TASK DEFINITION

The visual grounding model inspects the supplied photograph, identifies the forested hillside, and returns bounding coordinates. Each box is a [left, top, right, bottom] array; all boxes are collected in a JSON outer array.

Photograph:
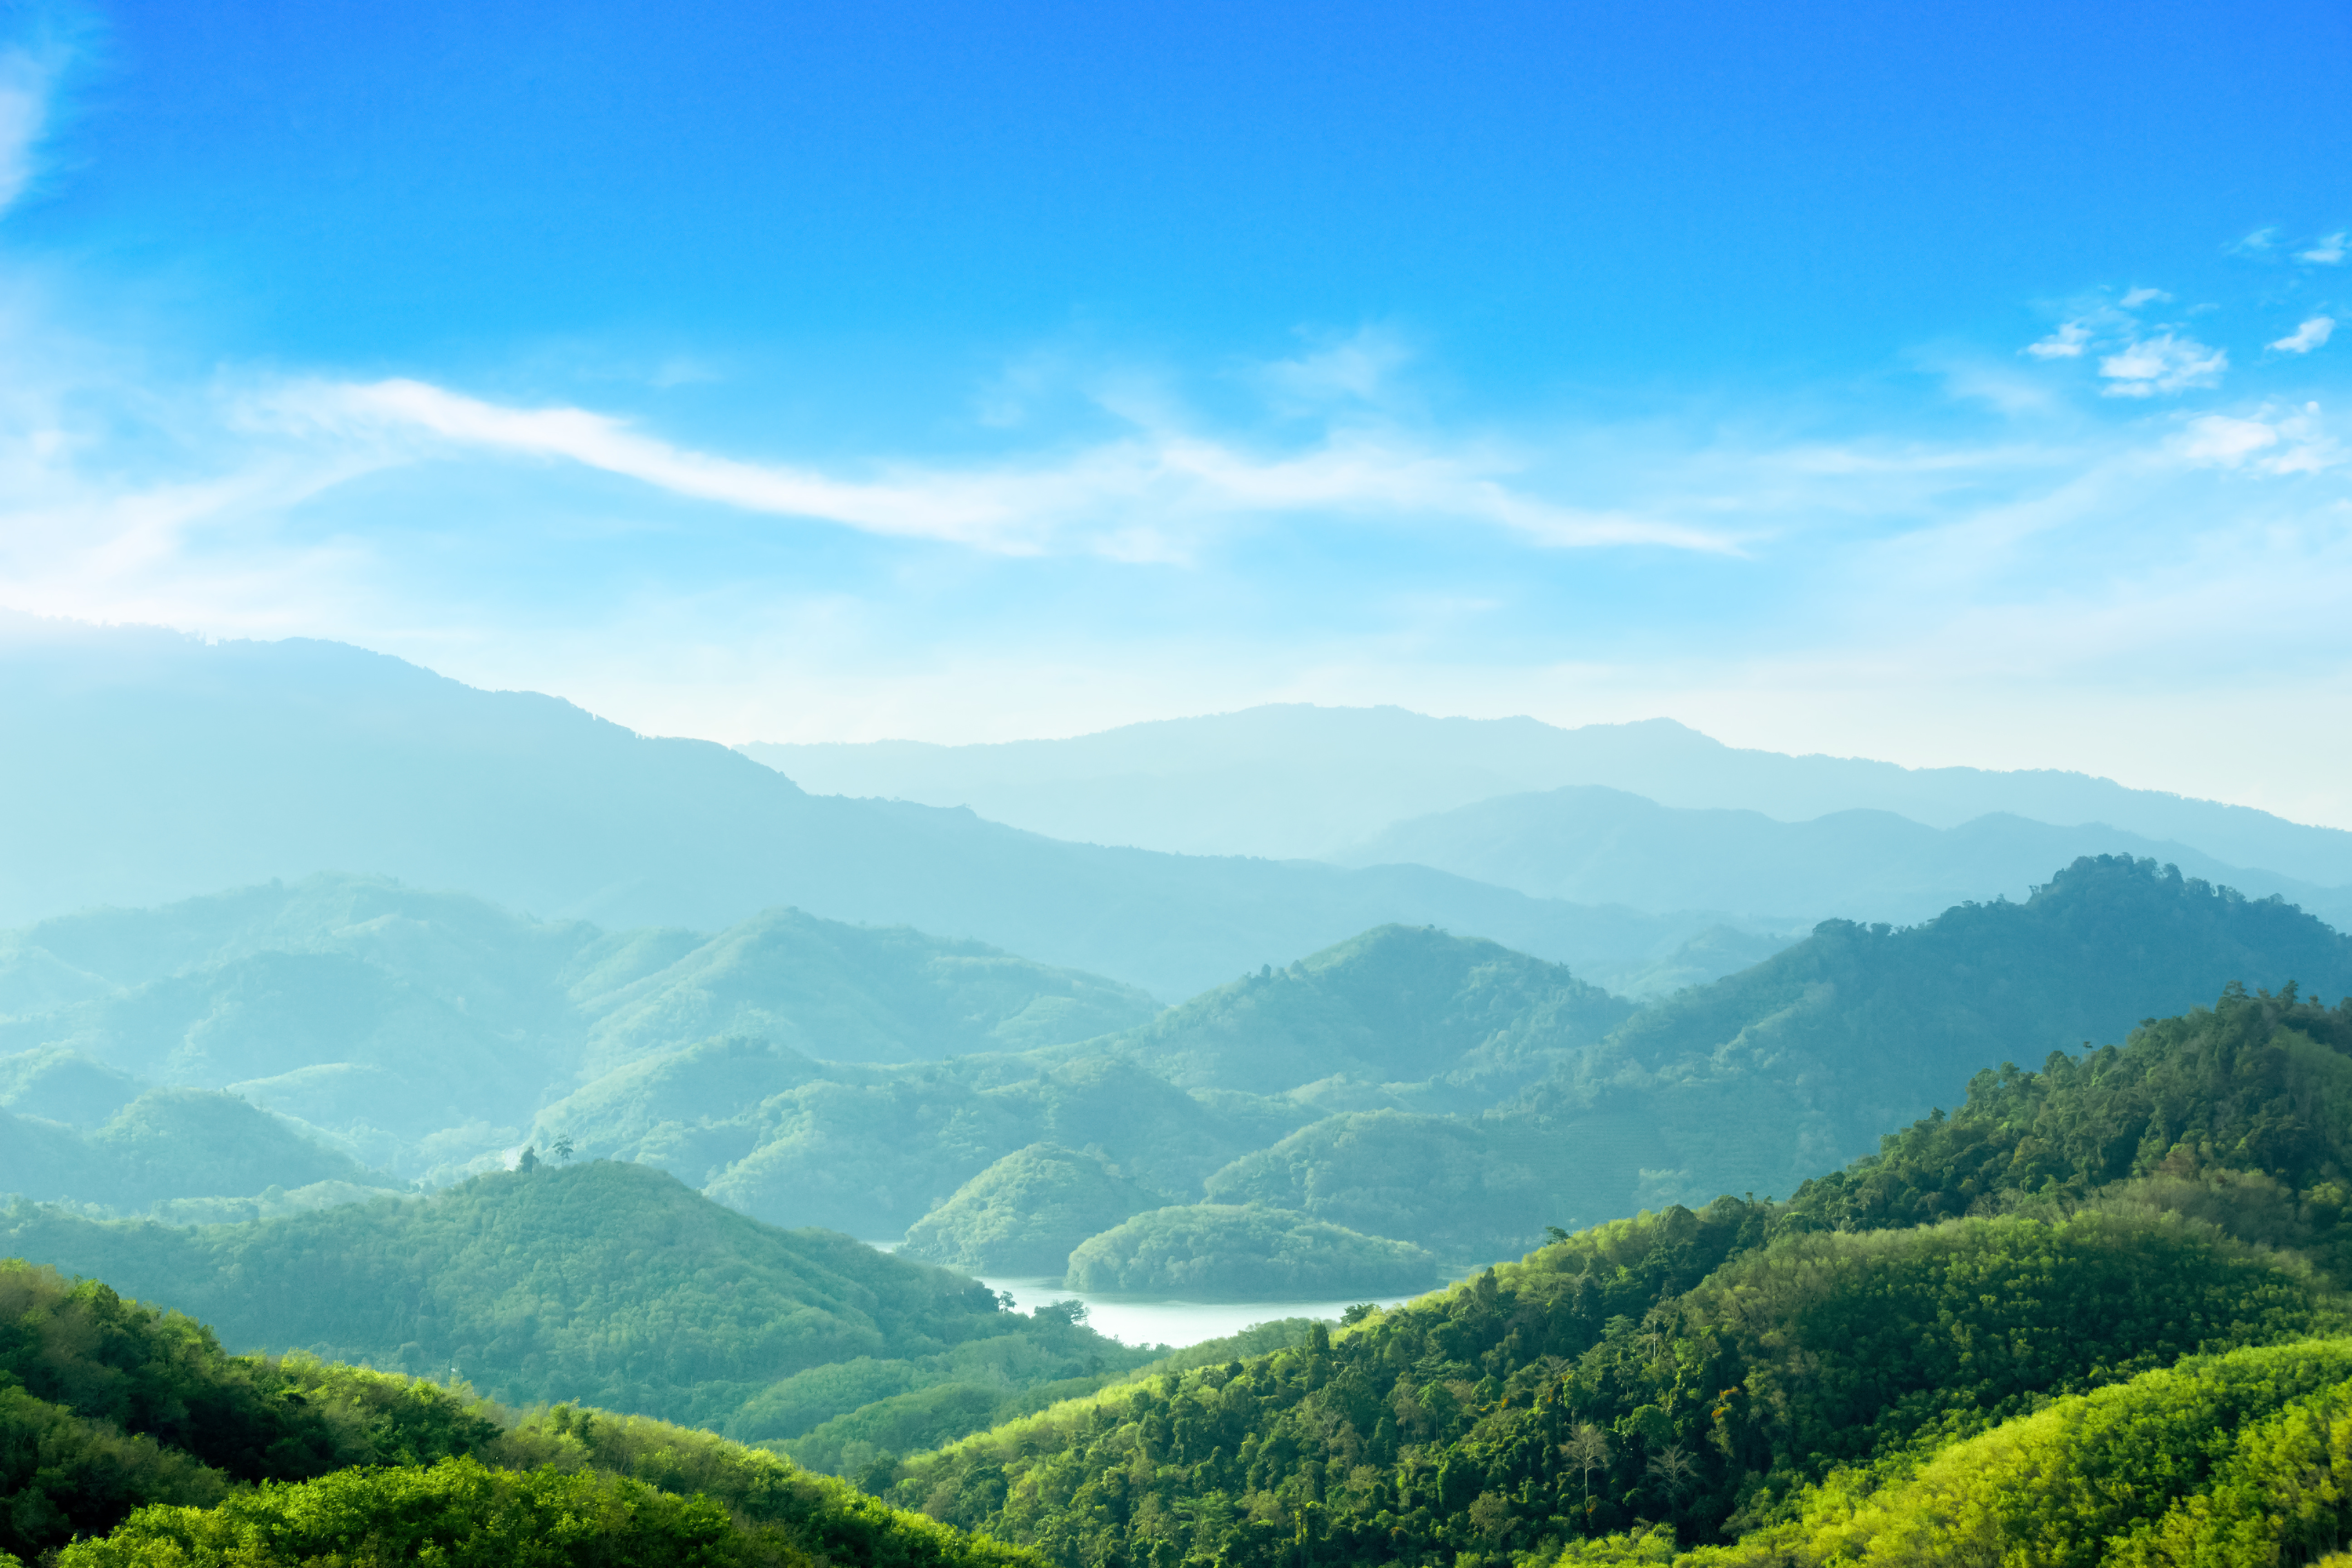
[[1066, 925, 1635, 1102], [875, 984, 2352, 1567], [0, 1161, 1156, 1450], [0, 1252, 1040, 1568], [530, 925, 1627, 1246], [535, 859, 2352, 1274], [1494, 853, 2352, 1221]]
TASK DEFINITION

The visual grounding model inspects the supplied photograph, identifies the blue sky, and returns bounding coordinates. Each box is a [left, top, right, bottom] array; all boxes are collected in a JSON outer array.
[[3, 0, 2351, 823]]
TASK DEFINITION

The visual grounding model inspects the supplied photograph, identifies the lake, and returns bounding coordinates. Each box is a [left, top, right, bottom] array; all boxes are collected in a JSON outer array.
[[976, 1273, 1416, 1349]]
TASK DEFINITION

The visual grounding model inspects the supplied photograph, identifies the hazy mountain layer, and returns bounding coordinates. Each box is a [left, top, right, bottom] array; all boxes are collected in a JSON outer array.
[[1039, 924, 1637, 1100], [741, 703, 2352, 880], [532, 925, 1635, 1243], [1503, 854, 2352, 1223], [1341, 785, 2352, 927], [0, 872, 1162, 1190], [0, 623, 1786, 1000], [879, 857, 2352, 1268]]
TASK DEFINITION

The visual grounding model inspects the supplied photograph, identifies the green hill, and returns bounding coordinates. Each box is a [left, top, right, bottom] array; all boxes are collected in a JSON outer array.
[[1073, 924, 1637, 1101], [545, 864, 2352, 1276], [539, 924, 1632, 1249], [0, 1085, 392, 1211], [0, 1253, 1037, 1568], [899, 1144, 1167, 1276], [1690, 1336, 2352, 1568], [863, 984, 2352, 1566], [574, 908, 1159, 1080], [537, 1044, 1310, 1240], [0, 873, 1159, 1196], [1064, 1205, 1438, 1297], [1200, 1110, 1546, 1264], [0, 1160, 1156, 1443], [1502, 853, 2352, 1221]]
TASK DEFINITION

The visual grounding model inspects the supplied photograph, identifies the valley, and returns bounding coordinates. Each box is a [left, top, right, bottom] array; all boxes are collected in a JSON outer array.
[[7, 637, 2352, 1563]]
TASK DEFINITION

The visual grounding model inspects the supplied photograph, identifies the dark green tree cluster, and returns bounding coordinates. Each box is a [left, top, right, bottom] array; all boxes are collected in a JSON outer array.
[[0, 1254, 1044, 1568], [0, 1258, 498, 1558], [1785, 982, 2352, 1260]]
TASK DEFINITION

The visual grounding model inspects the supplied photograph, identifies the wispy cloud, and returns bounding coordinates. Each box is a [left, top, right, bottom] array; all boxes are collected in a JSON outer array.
[[2299, 232, 2347, 265], [2024, 320, 2091, 360], [2097, 333, 2228, 397], [0, 39, 59, 216], [2174, 408, 2342, 474], [255, 374, 1741, 559], [2271, 317, 2336, 355]]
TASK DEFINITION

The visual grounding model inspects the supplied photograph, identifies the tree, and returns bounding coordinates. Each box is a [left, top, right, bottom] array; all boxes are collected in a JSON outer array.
[[516, 1147, 539, 1173], [553, 1136, 575, 1162], [1562, 1424, 1612, 1498]]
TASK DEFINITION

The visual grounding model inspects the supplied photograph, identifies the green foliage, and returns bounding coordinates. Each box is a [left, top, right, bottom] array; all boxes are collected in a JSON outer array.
[[1788, 980, 2352, 1271], [1065, 1205, 1438, 1296], [0, 1257, 500, 1558], [901, 1144, 1166, 1276], [888, 1200, 2338, 1566], [54, 1455, 777, 1568], [0, 1248, 1043, 1568], [1697, 1338, 2352, 1568], [488, 1406, 1041, 1568], [0, 1162, 1152, 1440]]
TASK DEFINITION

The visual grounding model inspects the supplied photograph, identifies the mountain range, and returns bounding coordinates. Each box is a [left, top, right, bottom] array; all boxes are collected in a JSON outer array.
[[743, 703, 2352, 880], [0, 618, 1790, 1000]]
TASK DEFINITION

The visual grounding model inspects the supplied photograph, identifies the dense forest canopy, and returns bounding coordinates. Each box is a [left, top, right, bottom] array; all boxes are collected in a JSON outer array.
[[0, 1252, 1046, 1568], [0, 1161, 1155, 1445], [871, 984, 2352, 1567]]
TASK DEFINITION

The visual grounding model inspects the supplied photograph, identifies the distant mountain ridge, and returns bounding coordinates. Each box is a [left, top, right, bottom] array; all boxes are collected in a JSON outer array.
[[1338, 785, 2352, 928], [0, 619, 1783, 998], [744, 704, 2352, 882]]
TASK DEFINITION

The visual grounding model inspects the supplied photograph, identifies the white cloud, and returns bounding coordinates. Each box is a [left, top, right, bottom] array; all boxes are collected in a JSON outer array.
[[2098, 332, 2227, 397], [1255, 325, 1416, 410], [2024, 319, 2092, 359], [2271, 316, 2336, 354], [250, 375, 1745, 561], [2172, 406, 2342, 475], [0, 44, 56, 216], [2120, 287, 2171, 309], [2299, 232, 2347, 265], [2175, 415, 2279, 465]]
